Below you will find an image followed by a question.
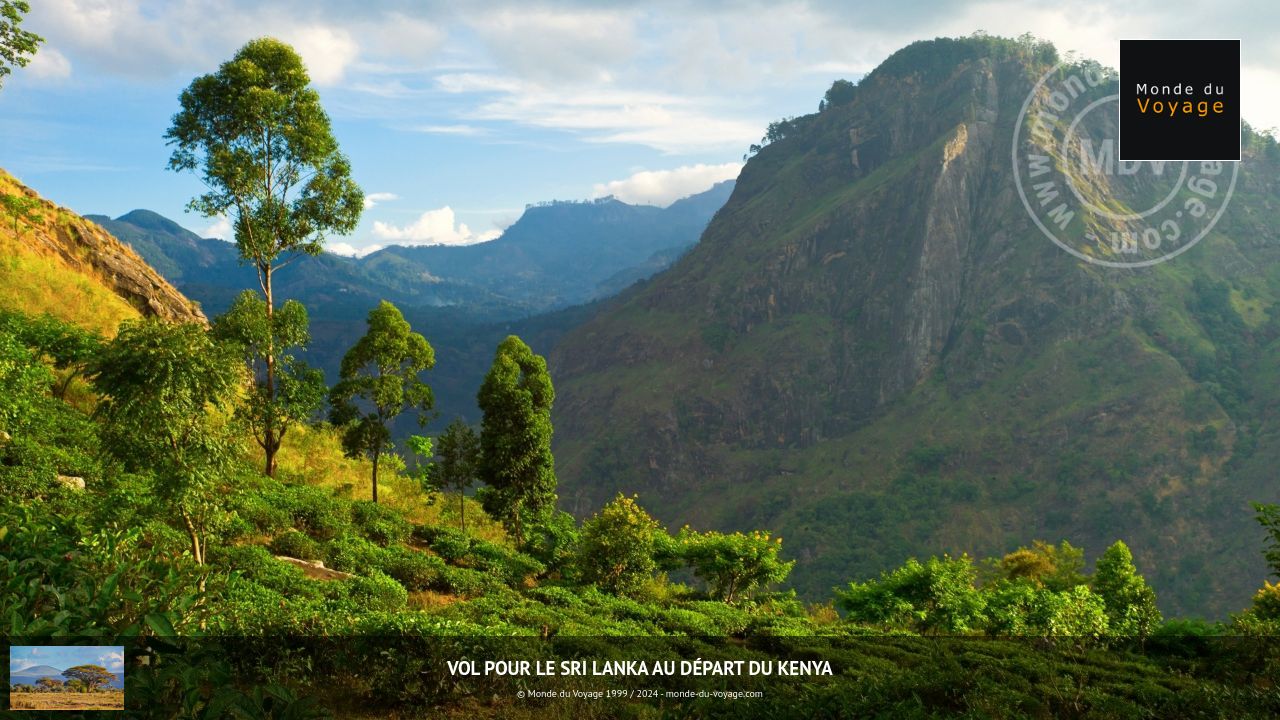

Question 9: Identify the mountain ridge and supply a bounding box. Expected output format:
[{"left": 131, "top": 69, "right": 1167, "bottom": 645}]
[{"left": 548, "top": 36, "right": 1280, "bottom": 617}]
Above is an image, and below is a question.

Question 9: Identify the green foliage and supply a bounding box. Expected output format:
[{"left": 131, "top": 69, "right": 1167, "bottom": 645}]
[
  {"left": 345, "top": 570, "right": 407, "bottom": 612},
  {"left": 675, "top": 527, "right": 794, "bottom": 603},
  {"left": 522, "top": 509, "right": 580, "bottom": 575},
  {"left": 838, "top": 554, "right": 986, "bottom": 634},
  {"left": 1251, "top": 581, "right": 1280, "bottom": 620},
  {"left": 351, "top": 500, "right": 413, "bottom": 546},
  {"left": 329, "top": 301, "right": 435, "bottom": 503},
  {"left": 0, "top": 311, "right": 103, "bottom": 400},
  {"left": 212, "top": 290, "right": 327, "bottom": 474},
  {"left": 477, "top": 335, "right": 556, "bottom": 543},
  {"left": 0, "top": 1, "right": 42, "bottom": 89},
  {"left": 0, "top": 327, "right": 50, "bottom": 435},
  {"left": 576, "top": 494, "right": 662, "bottom": 596},
  {"left": 995, "top": 540, "right": 1087, "bottom": 591},
  {"left": 268, "top": 530, "right": 323, "bottom": 561},
  {"left": 92, "top": 319, "right": 241, "bottom": 565},
  {"left": 1093, "top": 541, "right": 1162, "bottom": 638},
  {"left": 424, "top": 418, "right": 480, "bottom": 532},
  {"left": 1255, "top": 502, "right": 1280, "bottom": 578},
  {"left": 165, "top": 37, "right": 363, "bottom": 267},
  {"left": 819, "top": 79, "right": 857, "bottom": 111}
]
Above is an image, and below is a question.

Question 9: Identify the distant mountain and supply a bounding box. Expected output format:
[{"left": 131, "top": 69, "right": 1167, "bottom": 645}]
[
  {"left": 96, "top": 181, "right": 732, "bottom": 430},
  {"left": 11, "top": 664, "right": 64, "bottom": 679},
  {"left": 365, "top": 180, "right": 735, "bottom": 310}
]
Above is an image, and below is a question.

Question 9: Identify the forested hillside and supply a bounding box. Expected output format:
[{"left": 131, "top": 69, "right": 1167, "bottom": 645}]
[{"left": 551, "top": 36, "right": 1280, "bottom": 619}]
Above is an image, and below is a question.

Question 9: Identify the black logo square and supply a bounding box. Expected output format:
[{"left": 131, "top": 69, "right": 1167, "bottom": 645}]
[{"left": 1119, "top": 39, "right": 1240, "bottom": 161}]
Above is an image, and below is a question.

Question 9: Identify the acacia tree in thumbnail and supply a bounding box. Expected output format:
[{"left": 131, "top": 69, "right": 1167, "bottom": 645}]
[{"left": 165, "top": 37, "right": 363, "bottom": 477}]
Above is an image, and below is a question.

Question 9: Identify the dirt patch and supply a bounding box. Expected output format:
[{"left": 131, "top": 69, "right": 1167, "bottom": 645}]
[{"left": 10, "top": 690, "right": 125, "bottom": 710}]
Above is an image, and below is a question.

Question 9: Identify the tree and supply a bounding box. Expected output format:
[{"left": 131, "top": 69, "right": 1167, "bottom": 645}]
[
  {"left": 0, "top": 311, "right": 103, "bottom": 400},
  {"left": 676, "top": 527, "right": 794, "bottom": 603},
  {"left": 62, "top": 665, "right": 115, "bottom": 692},
  {"left": 838, "top": 555, "right": 986, "bottom": 634},
  {"left": 1092, "top": 541, "right": 1162, "bottom": 638},
  {"left": 819, "top": 79, "right": 857, "bottom": 111},
  {"left": 166, "top": 37, "right": 363, "bottom": 477},
  {"left": 0, "top": 1, "right": 42, "bottom": 89},
  {"left": 1254, "top": 502, "right": 1280, "bottom": 577},
  {"left": 477, "top": 335, "right": 556, "bottom": 544},
  {"left": 36, "top": 677, "right": 61, "bottom": 692},
  {"left": 212, "top": 290, "right": 326, "bottom": 474},
  {"left": 997, "top": 540, "right": 1086, "bottom": 591},
  {"left": 425, "top": 418, "right": 480, "bottom": 533},
  {"left": 0, "top": 328, "right": 51, "bottom": 436},
  {"left": 1, "top": 192, "right": 41, "bottom": 237},
  {"left": 329, "top": 301, "right": 434, "bottom": 503},
  {"left": 576, "top": 494, "right": 662, "bottom": 596},
  {"left": 92, "top": 319, "right": 240, "bottom": 567}
]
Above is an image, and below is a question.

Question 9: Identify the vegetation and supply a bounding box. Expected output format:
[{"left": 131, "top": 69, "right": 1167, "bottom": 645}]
[
  {"left": 166, "top": 37, "right": 364, "bottom": 477},
  {"left": 329, "top": 300, "right": 435, "bottom": 503},
  {"left": 3, "top": 33, "right": 1280, "bottom": 719},
  {"left": 0, "top": 0, "right": 41, "bottom": 89},
  {"left": 477, "top": 335, "right": 557, "bottom": 544}
]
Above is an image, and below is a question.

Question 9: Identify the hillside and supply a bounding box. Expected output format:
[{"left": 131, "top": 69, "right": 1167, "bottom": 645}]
[
  {"left": 549, "top": 36, "right": 1280, "bottom": 618},
  {"left": 0, "top": 171, "right": 205, "bottom": 334}
]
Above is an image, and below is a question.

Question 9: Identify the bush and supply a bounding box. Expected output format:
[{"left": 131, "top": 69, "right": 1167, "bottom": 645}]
[
  {"left": 213, "top": 544, "right": 313, "bottom": 597},
  {"left": 278, "top": 485, "right": 351, "bottom": 540},
  {"left": 435, "top": 565, "right": 498, "bottom": 597},
  {"left": 414, "top": 524, "right": 471, "bottom": 561},
  {"left": 346, "top": 570, "right": 408, "bottom": 612},
  {"left": 233, "top": 491, "right": 292, "bottom": 534},
  {"left": 576, "top": 495, "right": 663, "bottom": 596},
  {"left": 324, "top": 534, "right": 388, "bottom": 574},
  {"left": 269, "top": 530, "right": 323, "bottom": 561},
  {"left": 468, "top": 539, "right": 546, "bottom": 585},
  {"left": 352, "top": 501, "right": 412, "bottom": 546},
  {"left": 383, "top": 548, "right": 446, "bottom": 591}
]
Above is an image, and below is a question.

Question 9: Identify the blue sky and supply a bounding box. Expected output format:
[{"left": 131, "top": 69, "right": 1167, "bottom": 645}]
[
  {"left": 1, "top": 1, "right": 1277, "bottom": 256},
  {"left": 10, "top": 645, "right": 125, "bottom": 674}
]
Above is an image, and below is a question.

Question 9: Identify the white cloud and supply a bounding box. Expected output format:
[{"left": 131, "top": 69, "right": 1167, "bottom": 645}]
[
  {"left": 372, "top": 206, "right": 502, "bottom": 246},
  {"left": 281, "top": 26, "right": 358, "bottom": 86},
  {"left": 98, "top": 651, "right": 124, "bottom": 670},
  {"left": 327, "top": 242, "right": 383, "bottom": 258},
  {"left": 440, "top": 75, "right": 763, "bottom": 153},
  {"left": 467, "top": 8, "right": 638, "bottom": 84},
  {"left": 362, "top": 192, "right": 399, "bottom": 210},
  {"left": 414, "top": 124, "right": 486, "bottom": 136},
  {"left": 593, "top": 162, "right": 742, "bottom": 206},
  {"left": 26, "top": 47, "right": 73, "bottom": 80},
  {"left": 201, "top": 216, "right": 231, "bottom": 240}
]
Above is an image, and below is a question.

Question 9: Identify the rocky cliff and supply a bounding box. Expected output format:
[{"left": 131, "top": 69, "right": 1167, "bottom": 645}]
[
  {"left": 549, "top": 37, "right": 1280, "bottom": 617},
  {"left": 0, "top": 170, "right": 206, "bottom": 329}
]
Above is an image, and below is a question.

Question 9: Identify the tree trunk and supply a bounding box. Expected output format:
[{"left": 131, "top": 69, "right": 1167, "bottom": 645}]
[
  {"left": 263, "top": 264, "right": 278, "bottom": 478},
  {"left": 371, "top": 448, "right": 380, "bottom": 503}
]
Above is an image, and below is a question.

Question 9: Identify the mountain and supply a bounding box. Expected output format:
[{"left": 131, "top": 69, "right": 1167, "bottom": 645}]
[
  {"left": 11, "top": 664, "right": 125, "bottom": 689},
  {"left": 548, "top": 36, "right": 1280, "bottom": 618},
  {"left": 98, "top": 182, "right": 734, "bottom": 430},
  {"left": 100, "top": 180, "right": 734, "bottom": 320},
  {"left": 364, "top": 181, "right": 735, "bottom": 311},
  {"left": 0, "top": 170, "right": 205, "bottom": 334}
]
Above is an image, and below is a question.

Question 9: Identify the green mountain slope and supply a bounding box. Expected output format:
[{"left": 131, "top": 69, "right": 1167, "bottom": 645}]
[{"left": 549, "top": 37, "right": 1280, "bottom": 618}]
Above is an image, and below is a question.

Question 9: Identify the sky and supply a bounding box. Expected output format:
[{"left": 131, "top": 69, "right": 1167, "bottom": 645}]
[
  {"left": 1, "top": 0, "right": 1278, "bottom": 256},
  {"left": 10, "top": 645, "right": 125, "bottom": 674}
]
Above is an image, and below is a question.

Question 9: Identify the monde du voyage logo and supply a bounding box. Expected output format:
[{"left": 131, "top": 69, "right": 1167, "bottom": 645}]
[{"left": 1013, "top": 40, "right": 1241, "bottom": 268}]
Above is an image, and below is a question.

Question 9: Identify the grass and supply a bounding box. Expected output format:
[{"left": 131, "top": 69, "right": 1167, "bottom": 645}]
[
  {"left": 10, "top": 690, "right": 125, "bottom": 710},
  {"left": 0, "top": 169, "right": 139, "bottom": 337}
]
